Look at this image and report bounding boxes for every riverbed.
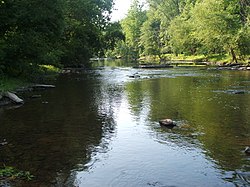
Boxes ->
[0,61,250,186]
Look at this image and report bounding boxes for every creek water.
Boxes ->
[0,61,250,186]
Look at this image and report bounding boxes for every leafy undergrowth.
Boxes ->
[0,166,34,182]
[0,65,60,92]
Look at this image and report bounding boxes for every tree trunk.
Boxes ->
[230,47,238,63]
[158,53,164,64]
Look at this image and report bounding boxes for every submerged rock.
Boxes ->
[159,119,176,127]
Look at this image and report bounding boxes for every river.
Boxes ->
[0,61,250,186]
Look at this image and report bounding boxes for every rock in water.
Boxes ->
[4,92,24,104]
[30,95,42,99]
[159,119,176,127]
[33,84,56,89]
[245,147,250,154]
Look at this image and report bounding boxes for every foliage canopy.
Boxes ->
[109,0,250,63]
[0,0,114,78]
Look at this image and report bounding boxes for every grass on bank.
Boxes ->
[0,65,60,92]
[0,77,29,92]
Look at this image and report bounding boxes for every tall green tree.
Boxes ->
[140,10,163,60]
[190,0,249,62]
[61,0,113,67]
[103,21,125,55]
[121,0,147,59]
[168,1,200,55]
[0,0,64,77]
[0,0,114,77]
[144,0,195,56]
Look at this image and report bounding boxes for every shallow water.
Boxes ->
[0,62,250,186]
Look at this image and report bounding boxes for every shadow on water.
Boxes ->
[0,71,122,186]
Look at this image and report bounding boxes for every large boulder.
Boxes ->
[159,119,176,127]
[3,92,24,104]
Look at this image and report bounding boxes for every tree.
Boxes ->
[121,0,147,59]
[0,0,64,77]
[61,0,114,67]
[168,1,200,55]
[140,11,163,60]
[191,0,248,62]
[0,0,114,77]
[144,0,195,56]
[103,21,125,56]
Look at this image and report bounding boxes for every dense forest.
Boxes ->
[0,0,249,79]
[0,0,114,78]
[107,0,250,63]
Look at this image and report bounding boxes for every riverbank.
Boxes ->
[139,54,250,65]
[0,65,60,107]
[0,83,57,107]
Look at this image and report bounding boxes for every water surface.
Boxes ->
[0,62,250,186]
